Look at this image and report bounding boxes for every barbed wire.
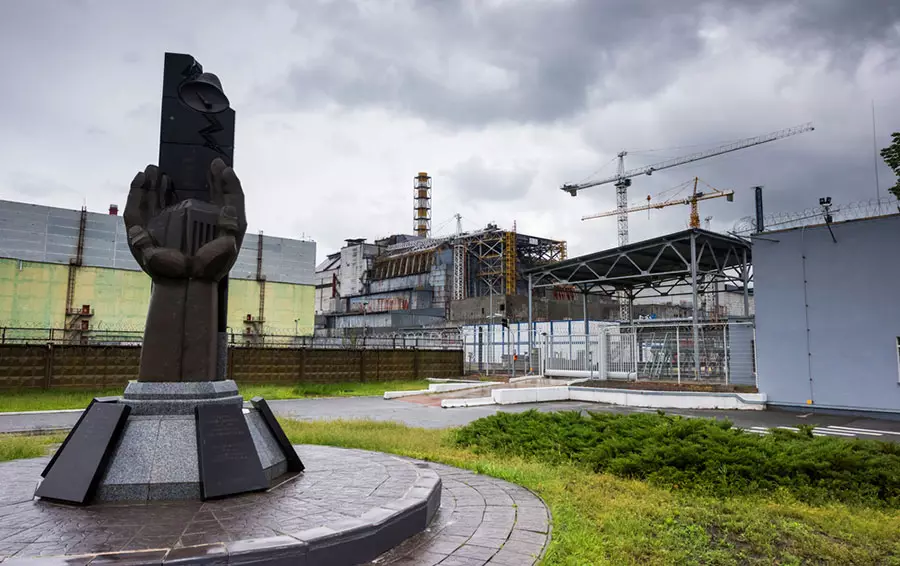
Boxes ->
[732,196,900,235]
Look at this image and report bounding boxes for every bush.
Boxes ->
[453,410,900,506]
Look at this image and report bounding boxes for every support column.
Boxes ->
[583,290,591,375]
[723,324,729,384]
[691,232,701,379]
[487,288,493,376]
[742,248,750,317]
[676,326,681,385]
[527,274,533,374]
[582,290,589,335]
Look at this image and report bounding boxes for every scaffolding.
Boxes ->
[370,222,567,301]
[463,227,566,298]
[452,242,466,301]
[467,229,504,297]
[504,230,516,295]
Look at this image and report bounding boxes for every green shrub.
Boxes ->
[454,410,900,506]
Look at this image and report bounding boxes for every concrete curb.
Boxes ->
[441,384,767,410]
[440,397,495,408]
[0,409,84,416]
[384,381,501,400]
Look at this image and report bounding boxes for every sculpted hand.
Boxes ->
[123,158,247,281]
[123,164,189,278]
[191,158,247,280]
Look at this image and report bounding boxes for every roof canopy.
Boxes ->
[524,228,751,299]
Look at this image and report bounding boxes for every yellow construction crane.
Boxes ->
[581,177,734,228]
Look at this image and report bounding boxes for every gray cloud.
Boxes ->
[0,0,898,263]
[441,157,537,202]
[275,0,900,127]
[4,172,79,200]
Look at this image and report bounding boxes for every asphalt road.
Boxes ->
[1,397,899,441]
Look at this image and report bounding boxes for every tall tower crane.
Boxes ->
[561,123,815,246]
[582,177,734,229]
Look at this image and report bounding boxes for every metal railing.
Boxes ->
[538,321,756,385]
[462,332,534,377]
[0,327,463,351]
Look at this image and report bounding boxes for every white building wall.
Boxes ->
[753,214,900,413]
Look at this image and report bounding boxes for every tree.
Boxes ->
[880,132,900,199]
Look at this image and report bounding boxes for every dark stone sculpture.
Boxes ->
[124,160,246,381]
[124,53,245,383]
[36,52,301,506]
[159,53,237,381]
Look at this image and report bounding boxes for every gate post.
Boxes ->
[676,326,681,385]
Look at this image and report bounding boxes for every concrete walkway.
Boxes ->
[1,396,899,441]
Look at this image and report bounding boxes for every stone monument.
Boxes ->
[35,53,303,505]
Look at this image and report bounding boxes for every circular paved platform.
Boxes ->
[0,445,550,566]
[377,462,551,566]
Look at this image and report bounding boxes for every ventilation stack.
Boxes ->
[414,171,432,238]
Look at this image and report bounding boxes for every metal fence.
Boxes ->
[0,327,463,351]
[539,321,756,385]
[462,327,534,377]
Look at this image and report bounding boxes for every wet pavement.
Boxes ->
[0,445,550,565]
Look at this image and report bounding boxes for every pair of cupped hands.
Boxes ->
[123,158,247,280]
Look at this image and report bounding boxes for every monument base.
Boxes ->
[95,410,287,502]
[122,380,243,415]
[34,380,301,504]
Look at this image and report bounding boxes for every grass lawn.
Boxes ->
[281,417,900,565]
[0,380,430,413]
[0,433,66,462]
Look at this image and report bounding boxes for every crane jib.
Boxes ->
[561,123,815,195]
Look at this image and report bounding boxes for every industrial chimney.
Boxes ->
[414,172,431,238]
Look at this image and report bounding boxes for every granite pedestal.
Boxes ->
[81,380,290,503]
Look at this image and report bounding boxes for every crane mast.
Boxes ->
[562,123,815,247]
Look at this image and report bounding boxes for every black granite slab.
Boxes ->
[35,401,130,505]
[40,397,120,478]
[250,397,305,472]
[195,403,268,500]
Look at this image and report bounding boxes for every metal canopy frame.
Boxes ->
[525,228,751,301]
[523,228,753,379]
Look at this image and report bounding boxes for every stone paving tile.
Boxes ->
[0,446,550,566]
[374,458,552,566]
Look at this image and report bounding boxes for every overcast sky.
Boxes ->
[1,0,898,263]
